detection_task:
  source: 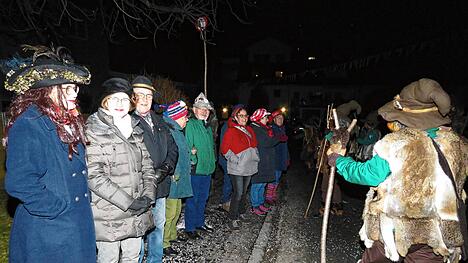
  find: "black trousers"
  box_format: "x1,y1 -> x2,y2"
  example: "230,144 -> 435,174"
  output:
228,174 -> 252,220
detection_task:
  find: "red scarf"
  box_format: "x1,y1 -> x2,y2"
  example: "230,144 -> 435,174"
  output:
255,121 -> 273,137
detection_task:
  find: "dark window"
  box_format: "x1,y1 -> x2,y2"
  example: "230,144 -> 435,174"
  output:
274,89 -> 281,97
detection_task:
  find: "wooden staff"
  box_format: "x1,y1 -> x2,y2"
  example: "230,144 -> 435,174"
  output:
304,105 -> 331,218
321,111 -> 356,263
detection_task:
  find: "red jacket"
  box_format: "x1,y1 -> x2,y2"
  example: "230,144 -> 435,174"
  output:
220,118 -> 259,176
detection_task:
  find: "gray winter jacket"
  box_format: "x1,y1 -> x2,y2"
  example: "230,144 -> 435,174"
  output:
86,109 -> 157,242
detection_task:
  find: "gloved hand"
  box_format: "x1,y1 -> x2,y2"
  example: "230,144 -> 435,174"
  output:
326,127 -> 350,148
155,163 -> 172,184
326,143 -> 346,166
128,196 -> 152,216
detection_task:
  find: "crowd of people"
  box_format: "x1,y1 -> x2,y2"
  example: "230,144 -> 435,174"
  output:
1,46 -> 290,263
2,45 -> 467,263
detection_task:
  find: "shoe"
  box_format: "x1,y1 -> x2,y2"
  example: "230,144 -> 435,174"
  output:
222,201 -> 231,212
185,231 -> 203,240
251,207 -> 266,216
163,247 -> 178,256
229,219 -> 241,230
259,204 -> 271,212
196,224 -> 214,233
239,213 -> 250,221
177,235 -> 188,242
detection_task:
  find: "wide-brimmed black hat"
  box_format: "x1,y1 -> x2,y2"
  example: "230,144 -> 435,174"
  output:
100,77 -> 133,107
2,45 -> 91,94
378,78 -> 451,130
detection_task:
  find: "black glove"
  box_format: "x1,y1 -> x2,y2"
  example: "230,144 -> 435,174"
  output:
155,163 -> 172,184
128,196 -> 152,216
327,152 -> 342,166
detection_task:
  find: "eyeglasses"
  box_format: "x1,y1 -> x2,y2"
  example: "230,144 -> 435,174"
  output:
237,114 -> 249,119
134,93 -> 153,100
61,85 -> 79,95
107,97 -> 131,105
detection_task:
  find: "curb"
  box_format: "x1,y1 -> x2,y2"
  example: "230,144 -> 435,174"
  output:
247,206 -> 275,263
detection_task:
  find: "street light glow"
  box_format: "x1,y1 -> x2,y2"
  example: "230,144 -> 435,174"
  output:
308,56 -> 316,61
222,107 -> 228,113
281,107 -> 287,113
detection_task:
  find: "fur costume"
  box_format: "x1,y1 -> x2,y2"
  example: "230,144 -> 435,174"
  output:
359,128 -> 468,262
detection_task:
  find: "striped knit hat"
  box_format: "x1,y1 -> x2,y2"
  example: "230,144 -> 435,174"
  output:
250,108 -> 271,122
165,100 -> 188,120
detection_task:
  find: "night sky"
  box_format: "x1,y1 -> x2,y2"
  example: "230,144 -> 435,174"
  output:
1,1 -> 467,109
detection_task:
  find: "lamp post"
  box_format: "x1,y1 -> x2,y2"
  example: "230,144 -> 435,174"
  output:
196,17 -> 209,97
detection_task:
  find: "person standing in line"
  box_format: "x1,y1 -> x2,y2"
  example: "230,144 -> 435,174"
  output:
184,92 -> 217,239
86,78 -> 157,263
131,76 -> 178,263
250,108 -> 282,215
2,45 -> 96,262
221,106 -> 259,229
162,100 -> 194,256
266,109 -> 289,205
217,104 -> 245,213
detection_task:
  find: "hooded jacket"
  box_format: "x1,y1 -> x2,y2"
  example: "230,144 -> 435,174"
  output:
250,122 -> 280,183
221,118 -> 259,176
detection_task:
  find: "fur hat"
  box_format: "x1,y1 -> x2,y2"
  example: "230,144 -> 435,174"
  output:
193,92 -> 213,110
100,78 -> 133,107
336,100 -> 362,117
131,75 -> 155,92
1,45 -> 91,94
378,78 -> 451,130
250,108 -> 271,122
165,100 -> 188,120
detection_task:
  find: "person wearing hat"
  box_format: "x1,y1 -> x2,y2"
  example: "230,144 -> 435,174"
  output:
217,103 -> 245,213
221,106 -> 259,229
130,76 -> 178,262
266,109 -> 290,205
184,92 -> 217,239
1,45 -> 96,262
250,108 -> 282,216
327,78 -> 468,262
161,100 -> 193,255
355,111 -> 381,161
86,77 -> 157,263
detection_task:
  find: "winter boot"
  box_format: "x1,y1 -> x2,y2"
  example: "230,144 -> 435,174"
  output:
271,184 -> 278,203
265,184 -> 276,205
259,204 -> 271,213
229,219 -> 241,230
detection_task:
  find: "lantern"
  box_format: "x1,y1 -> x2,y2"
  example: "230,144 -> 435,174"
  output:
195,16 -> 209,32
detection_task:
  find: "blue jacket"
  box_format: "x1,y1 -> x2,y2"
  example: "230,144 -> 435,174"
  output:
164,116 -> 193,199
272,124 -> 289,171
5,106 -> 96,263
250,123 -> 279,184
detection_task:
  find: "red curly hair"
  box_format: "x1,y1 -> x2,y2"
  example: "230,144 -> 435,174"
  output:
3,86 -> 87,159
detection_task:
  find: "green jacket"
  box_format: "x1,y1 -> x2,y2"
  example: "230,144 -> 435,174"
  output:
185,118 -> 216,175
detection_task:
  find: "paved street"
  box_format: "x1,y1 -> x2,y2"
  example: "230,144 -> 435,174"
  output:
162,144 -> 370,263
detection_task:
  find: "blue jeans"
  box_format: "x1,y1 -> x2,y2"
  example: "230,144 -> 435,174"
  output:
250,183 -> 266,207
185,174 -> 211,232
221,163 -> 232,204
274,170 -> 282,185
139,197 -> 166,263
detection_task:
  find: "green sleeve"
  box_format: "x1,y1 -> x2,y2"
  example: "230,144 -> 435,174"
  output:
335,154 -> 391,186
184,122 -> 198,165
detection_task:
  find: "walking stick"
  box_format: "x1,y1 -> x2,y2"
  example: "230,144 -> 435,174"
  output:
304,105 -> 332,218
320,111 -> 356,263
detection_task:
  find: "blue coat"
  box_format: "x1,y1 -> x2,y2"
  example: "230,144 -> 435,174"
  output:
164,116 -> 193,199
272,124 -> 289,171
250,123 -> 279,184
5,106 -> 96,263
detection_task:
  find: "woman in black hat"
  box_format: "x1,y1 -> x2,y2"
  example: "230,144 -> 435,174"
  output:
85,78 -> 158,263
1,45 -> 96,262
